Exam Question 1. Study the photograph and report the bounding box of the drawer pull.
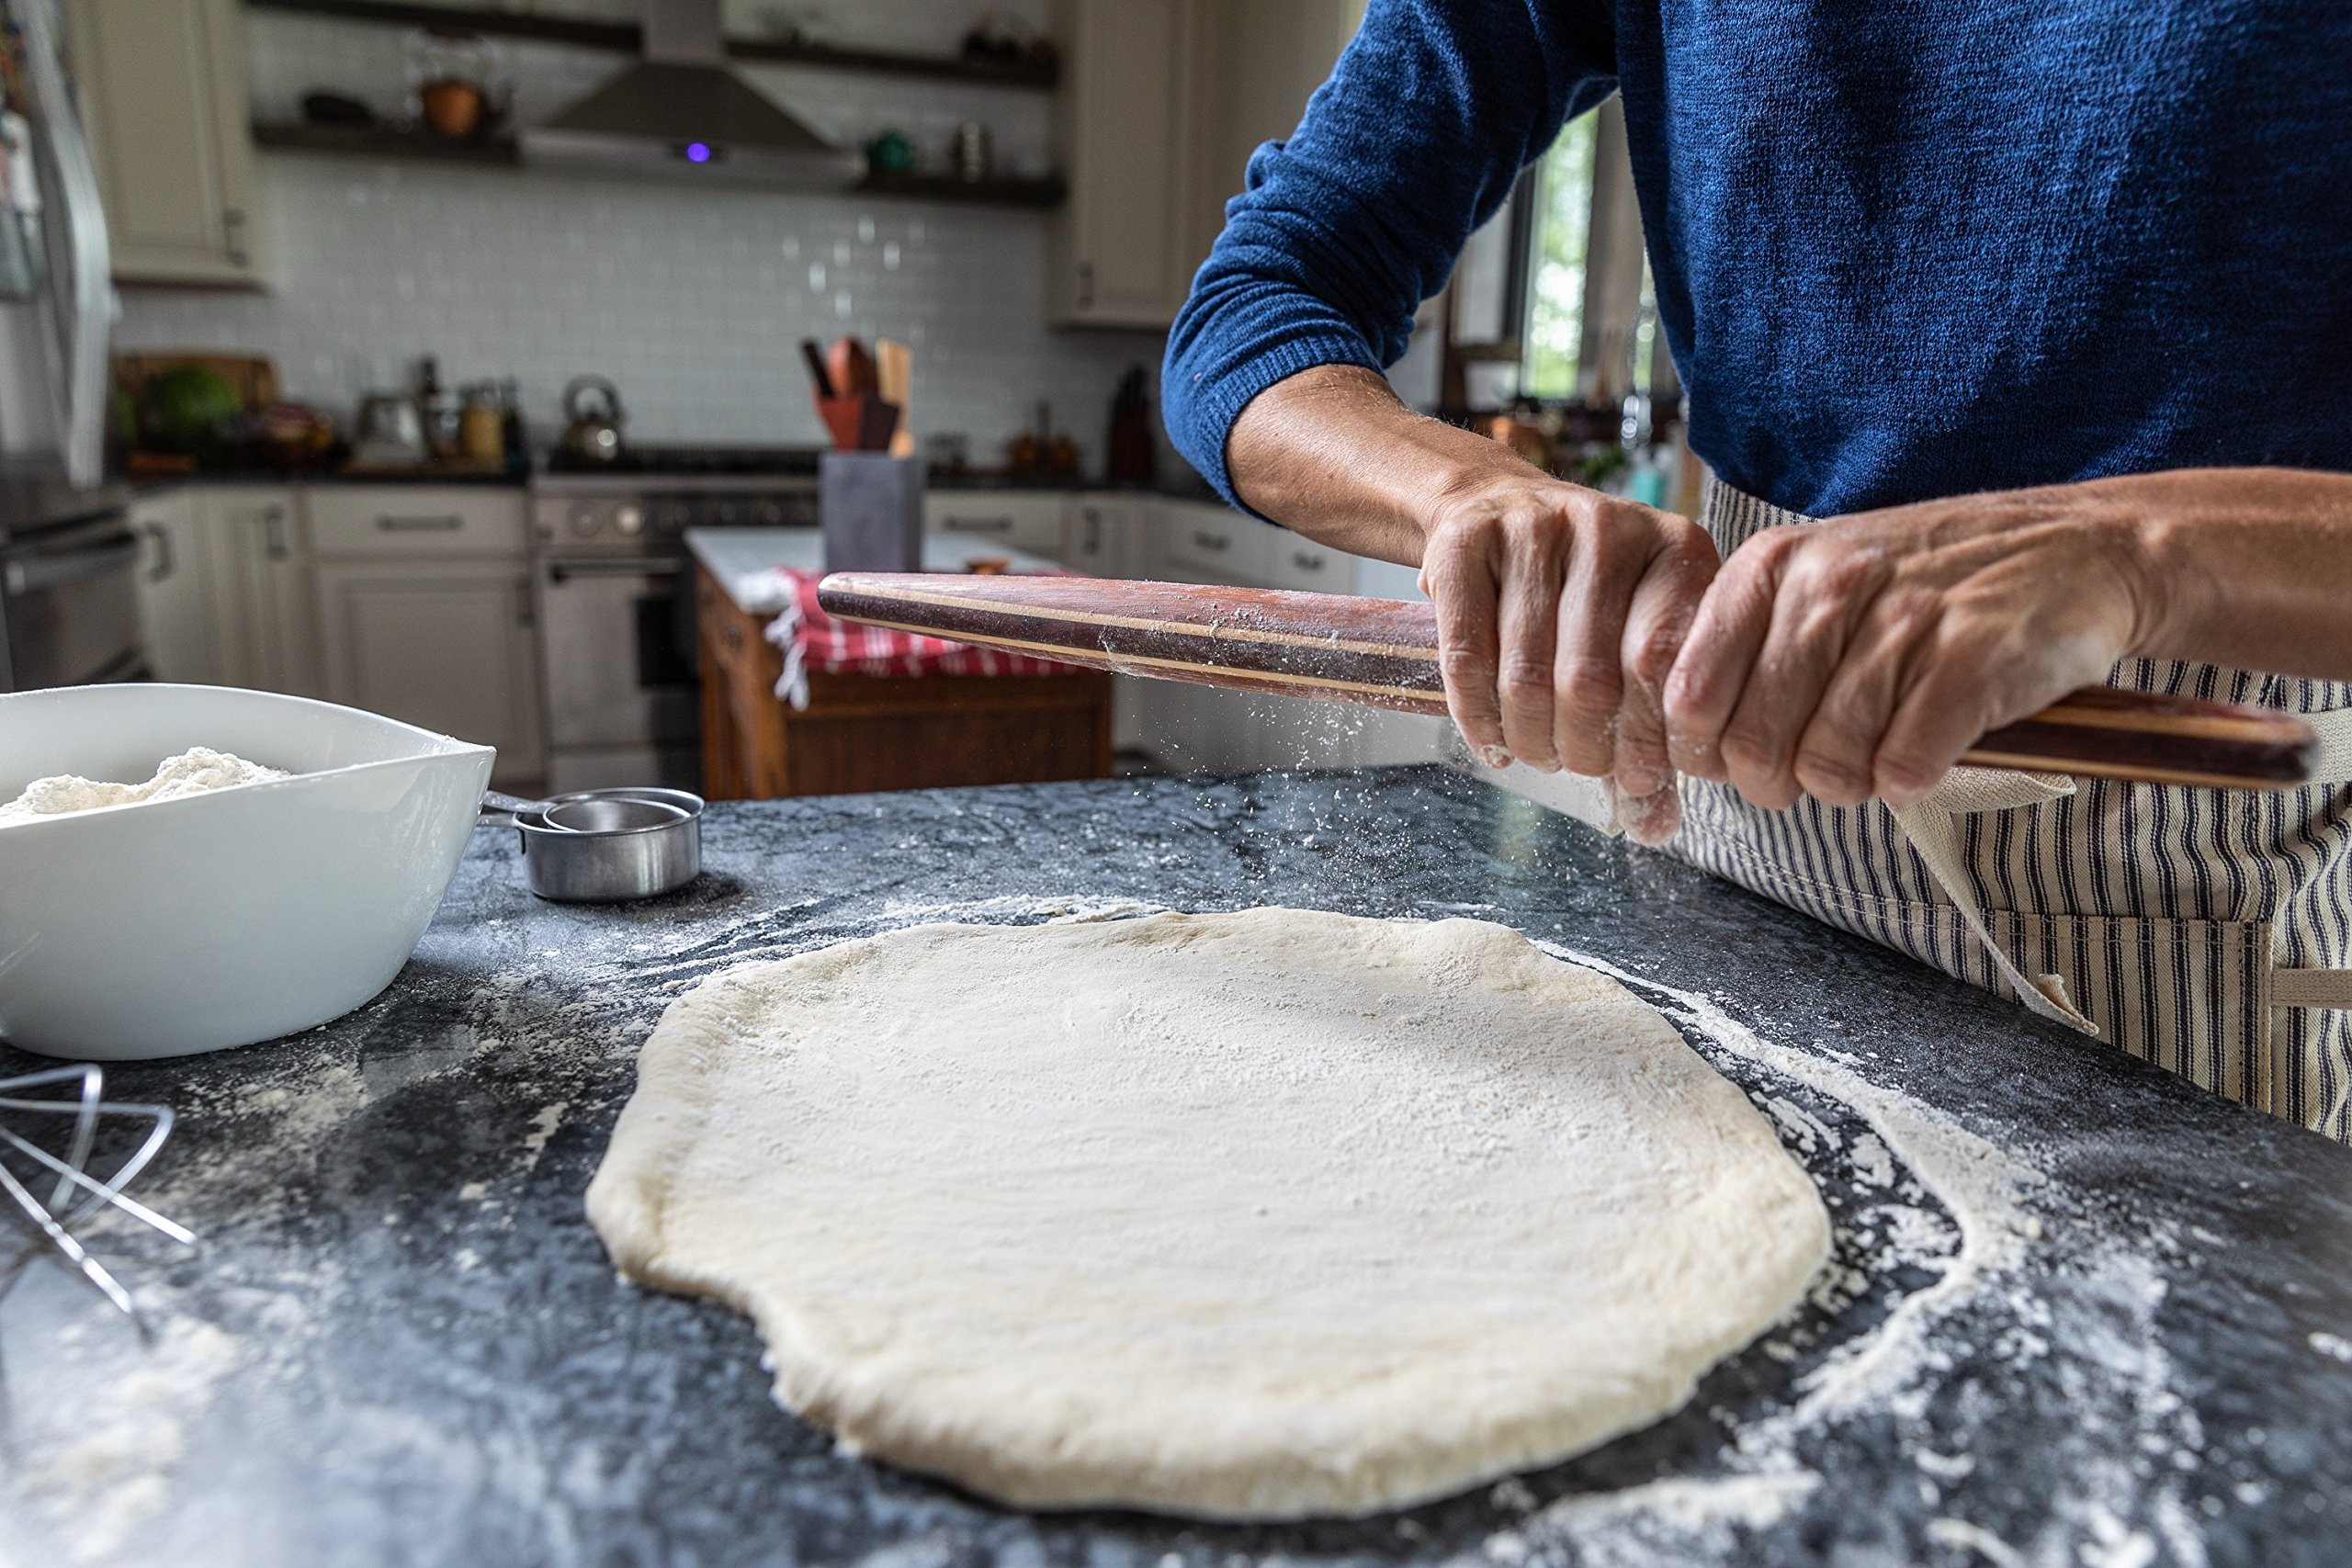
[377,513,466,533]
[1290,551,1325,571]
[946,515,1014,535]
[1191,529,1230,552]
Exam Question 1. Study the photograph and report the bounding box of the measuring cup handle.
[480,790,548,827]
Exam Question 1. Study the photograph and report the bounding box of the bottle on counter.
[416,355,462,461]
[499,377,528,474]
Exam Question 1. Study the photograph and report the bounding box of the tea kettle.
[561,376,625,464]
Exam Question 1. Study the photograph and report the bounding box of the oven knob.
[614,503,646,536]
[754,499,784,525]
[716,500,745,525]
[568,502,602,536]
[656,501,692,534]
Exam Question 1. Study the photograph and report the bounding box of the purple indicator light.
[684,141,713,164]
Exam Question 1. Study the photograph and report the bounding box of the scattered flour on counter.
[878,893,1170,926]
[22,1315,246,1563]
[0,748,287,826]
[1506,942,2224,1568]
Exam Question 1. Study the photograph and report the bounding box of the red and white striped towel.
[755,567,1080,709]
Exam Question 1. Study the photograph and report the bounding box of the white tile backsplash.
[115,3,1167,468]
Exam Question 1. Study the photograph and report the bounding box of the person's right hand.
[1417,477,1720,843]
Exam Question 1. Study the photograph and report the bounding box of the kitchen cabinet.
[313,558,543,786]
[203,486,321,696]
[129,489,220,682]
[924,491,1070,556]
[1049,0,1358,329]
[127,484,318,694]
[310,486,540,786]
[1049,0,1216,328]
[1262,530,1356,594]
[1151,498,1273,584]
[64,0,261,286]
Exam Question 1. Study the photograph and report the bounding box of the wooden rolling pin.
[815,573,2320,790]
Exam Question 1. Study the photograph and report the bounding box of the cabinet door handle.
[1076,262,1094,309]
[1192,529,1230,552]
[376,513,465,533]
[514,580,535,629]
[222,207,248,267]
[947,515,1014,535]
[143,521,175,582]
[1290,550,1324,572]
[263,507,290,560]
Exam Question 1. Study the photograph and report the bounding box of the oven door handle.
[3,536,138,597]
[546,558,686,583]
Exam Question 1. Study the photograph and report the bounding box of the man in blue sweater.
[1163,0,2352,1135]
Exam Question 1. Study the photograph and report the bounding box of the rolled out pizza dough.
[586,908,1830,1519]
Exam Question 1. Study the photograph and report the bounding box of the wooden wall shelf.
[254,121,519,164]
[252,123,1066,208]
[244,0,1059,89]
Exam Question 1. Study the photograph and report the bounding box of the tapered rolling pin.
[815,573,2319,790]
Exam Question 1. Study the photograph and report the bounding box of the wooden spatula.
[816,572,2319,790]
[876,339,915,458]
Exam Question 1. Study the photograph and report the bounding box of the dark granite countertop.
[3,766,2348,1567]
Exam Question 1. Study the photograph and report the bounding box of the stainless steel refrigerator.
[1,0,139,693]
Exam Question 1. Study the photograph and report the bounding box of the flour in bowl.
[0,747,289,826]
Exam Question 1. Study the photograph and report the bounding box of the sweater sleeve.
[1162,0,1619,506]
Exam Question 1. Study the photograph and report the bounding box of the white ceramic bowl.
[0,684,494,1060]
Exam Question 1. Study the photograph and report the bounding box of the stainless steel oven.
[1,501,144,692]
[530,447,819,793]
[536,550,699,789]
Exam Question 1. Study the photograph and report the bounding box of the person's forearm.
[2125,468,2352,682]
[1227,365,1552,563]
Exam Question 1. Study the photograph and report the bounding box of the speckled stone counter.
[4,767,2349,1568]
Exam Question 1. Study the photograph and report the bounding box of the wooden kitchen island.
[691,531,1112,799]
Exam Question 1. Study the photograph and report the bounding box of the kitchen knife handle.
[815,573,2319,792]
[800,339,836,400]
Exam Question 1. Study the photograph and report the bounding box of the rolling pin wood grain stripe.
[836,611,1453,712]
[817,573,2320,789]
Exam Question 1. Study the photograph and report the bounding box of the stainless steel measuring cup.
[481,787,704,902]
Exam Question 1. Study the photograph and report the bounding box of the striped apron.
[1671,479,2352,1140]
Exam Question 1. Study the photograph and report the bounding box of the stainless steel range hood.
[521,0,863,189]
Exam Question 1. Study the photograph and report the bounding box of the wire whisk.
[0,1065,196,1314]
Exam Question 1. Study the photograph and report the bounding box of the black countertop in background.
[3,767,2348,1567]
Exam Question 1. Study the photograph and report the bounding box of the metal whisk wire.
[0,1065,196,1314]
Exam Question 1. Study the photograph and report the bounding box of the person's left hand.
[1661,482,2165,810]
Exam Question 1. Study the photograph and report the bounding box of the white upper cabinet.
[1049,1,1357,331]
[1049,0,1215,329]
[65,0,261,286]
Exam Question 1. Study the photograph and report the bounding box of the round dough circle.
[587,909,1829,1519]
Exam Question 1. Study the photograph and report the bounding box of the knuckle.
[1555,654,1623,717]
[1875,753,1942,795]
[1437,646,1495,686]
[1627,622,1684,686]
[1717,723,1780,777]
[1498,658,1554,707]
[1793,748,1869,802]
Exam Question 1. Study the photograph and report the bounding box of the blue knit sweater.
[1163,0,2352,518]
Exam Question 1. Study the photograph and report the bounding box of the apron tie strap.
[1892,769,2100,1035]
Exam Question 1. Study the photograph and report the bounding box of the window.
[1518,109,1600,401]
